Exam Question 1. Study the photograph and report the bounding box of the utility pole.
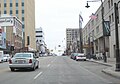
[114,2,120,71]
[79,14,83,53]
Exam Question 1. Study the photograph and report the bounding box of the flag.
[89,13,97,19]
[79,14,83,28]
[79,14,83,22]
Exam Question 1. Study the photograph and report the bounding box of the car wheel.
[32,64,36,71]
[36,64,39,69]
[36,62,39,69]
[10,68,15,71]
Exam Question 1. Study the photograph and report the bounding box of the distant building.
[36,27,46,55]
[66,28,79,54]
[0,15,22,53]
[0,0,36,51]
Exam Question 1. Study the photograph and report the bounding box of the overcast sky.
[35,0,101,51]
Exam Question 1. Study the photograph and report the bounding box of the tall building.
[0,0,36,51]
[36,27,46,55]
[66,28,79,54]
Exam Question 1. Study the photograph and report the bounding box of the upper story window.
[22,17,24,21]
[92,30,94,38]
[10,10,12,15]
[96,14,98,22]
[109,15,111,23]
[22,10,24,14]
[16,10,18,14]
[22,2,24,6]
[16,3,18,7]
[108,0,110,9]
[112,13,114,22]
[10,3,12,7]
[22,24,25,29]
[4,3,7,7]
[36,35,43,37]
[96,26,99,34]
[103,7,104,15]
[36,31,42,33]
[88,24,90,33]
[4,10,7,14]
[91,20,94,26]
[111,0,113,6]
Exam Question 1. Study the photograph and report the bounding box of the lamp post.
[114,1,120,71]
[79,14,83,53]
[85,0,107,62]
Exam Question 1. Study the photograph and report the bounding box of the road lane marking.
[34,72,42,80]
[47,64,50,67]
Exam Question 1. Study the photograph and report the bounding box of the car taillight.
[29,59,32,63]
[9,59,12,64]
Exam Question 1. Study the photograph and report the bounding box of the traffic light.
[10,46,14,51]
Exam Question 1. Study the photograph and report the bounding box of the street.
[0,56,120,84]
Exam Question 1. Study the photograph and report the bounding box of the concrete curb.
[87,59,120,79]
[87,59,113,67]
[102,68,120,79]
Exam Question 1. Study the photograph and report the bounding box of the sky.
[35,0,101,52]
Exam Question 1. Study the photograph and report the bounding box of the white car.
[0,57,3,63]
[3,54,10,62]
[75,53,86,61]
[9,52,39,71]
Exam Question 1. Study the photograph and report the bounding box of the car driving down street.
[9,52,39,71]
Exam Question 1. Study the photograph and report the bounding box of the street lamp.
[85,0,107,62]
[114,1,120,71]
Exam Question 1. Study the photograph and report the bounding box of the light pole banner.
[103,21,110,36]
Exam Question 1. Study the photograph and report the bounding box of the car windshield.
[14,53,31,58]
[73,53,78,56]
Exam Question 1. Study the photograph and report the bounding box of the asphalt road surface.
[0,56,120,84]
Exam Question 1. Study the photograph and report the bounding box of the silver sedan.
[9,52,39,71]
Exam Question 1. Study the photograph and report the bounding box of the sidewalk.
[87,58,120,79]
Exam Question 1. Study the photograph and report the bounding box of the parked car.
[9,52,39,71]
[0,57,3,63]
[0,51,4,63]
[3,54,10,62]
[70,53,78,60]
[75,53,86,61]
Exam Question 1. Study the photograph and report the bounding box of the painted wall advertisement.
[0,29,6,49]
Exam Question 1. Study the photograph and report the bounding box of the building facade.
[0,0,36,51]
[66,28,79,55]
[82,0,120,58]
[36,27,46,55]
[0,15,22,53]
